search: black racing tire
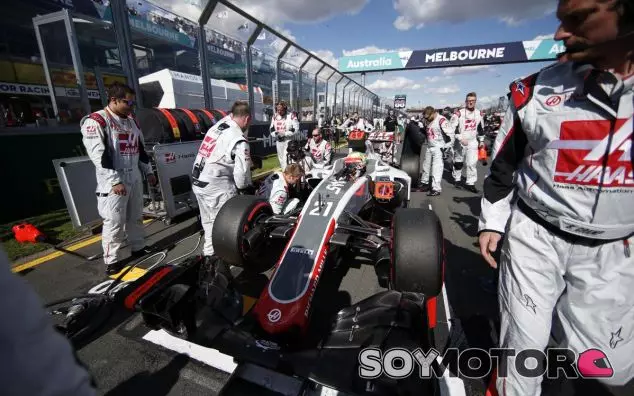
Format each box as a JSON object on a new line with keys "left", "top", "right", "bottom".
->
{"left": 212, "top": 195, "right": 277, "bottom": 272}
{"left": 399, "top": 149, "right": 420, "bottom": 184}
{"left": 391, "top": 208, "right": 444, "bottom": 296}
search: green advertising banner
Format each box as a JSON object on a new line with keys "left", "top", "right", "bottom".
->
{"left": 338, "top": 39, "right": 566, "bottom": 73}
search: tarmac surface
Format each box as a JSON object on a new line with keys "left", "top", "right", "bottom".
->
{"left": 17, "top": 145, "right": 500, "bottom": 396}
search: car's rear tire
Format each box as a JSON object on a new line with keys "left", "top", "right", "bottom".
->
{"left": 212, "top": 195, "right": 278, "bottom": 272}
{"left": 391, "top": 208, "right": 444, "bottom": 296}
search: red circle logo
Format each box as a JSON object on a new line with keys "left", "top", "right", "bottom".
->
{"left": 546, "top": 96, "right": 562, "bottom": 106}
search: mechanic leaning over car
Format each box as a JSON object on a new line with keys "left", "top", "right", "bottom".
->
{"left": 270, "top": 101, "right": 300, "bottom": 169}
{"left": 257, "top": 164, "right": 304, "bottom": 214}
{"left": 305, "top": 127, "right": 333, "bottom": 165}
{"left": 450, "top": 92, "right": 486, "bottom": 193}
{"left": 420, "top": 106, "right": 452, "bottom": 197}
{"left": 192, "top": 101, "right": 253, "bottom": 270}
{"left": 80, "top": 82, "right": 158, "bottom": 275}
{"left": 479, "top": 1, "right": 634, "bottom": 395}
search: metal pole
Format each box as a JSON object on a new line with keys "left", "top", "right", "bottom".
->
{"left": 313, "top": 64, "right": 325, "bottom": 119}
{"left": 276, "top": 43, "right": 291, "bottom": 105}
{"left": 110, "top": 0, "right": 142, "bottom": 108}
{"left": 198, "top": 26, "right": 213, "bottom": 109}
{"left": 361, "top": 72, "right": 366, "bottom": 86}
{"left": 324, "top": 70, "right": 336, "bottom": 119}
{"left": 246, "top": 25, "right": 263, "bottom": 120}
{"left": 297, "top": 56, "right": 311, "bottom": 121}
{"left": 199, "top": 0, "right": 219, "bottom": 25}
{"left": 63, "top": 10, "right": 90, "bottom": 115}
{"left": 94, "top": 66, "right": 108, "bottom": 108}
{"left": 342, "top": 80, "right": 352, "bottom": 116}
{"left": 333, "top": 75, "right": 344, "bottom": 119}
{"left": 33, "top": 15, "right": 62, "bottom": 120}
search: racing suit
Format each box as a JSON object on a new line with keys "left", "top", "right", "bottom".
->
{"left": 479, "top": 62, "right": 634, "bottom": 396}
{"left": 450, "top": 107, "right": 485, "bottom": 185}
{"left": 80, "top": 108, "right": 153, "bottom": 266}
{"left": 270, "top": 112, "right": 299, "bottom": 170}
{"left": 192, "top": 116, "right": 252, "bottom": 257}
{"left": 378, "top": 142, "right": 394, "bottom": 164}
{"left": 257, "top": 171, "right": 289, "bottom": 214}
{"left": 304, "top": 138, "right": 332, "bottom": 165}
{"left": 421, "top": 115, "right": 451, "bottom": 192}
{"left": 342, "top": 118, "right": 375, "bottom": 133}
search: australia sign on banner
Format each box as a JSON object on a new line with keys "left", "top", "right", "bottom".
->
{"left": 394, "top": 95, "right": 406, "bottom": 109}
{"left": 338, "top": 39, "right": 566, "bottom": 73}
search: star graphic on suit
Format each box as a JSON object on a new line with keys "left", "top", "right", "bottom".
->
{"left": 524, "top": 294, "right": 537, "bottom": 314}
{"left": 610, "top": 328, "right": 624, "bottom": 349}
{"left": 514, "top": 81, "right": 526, "bottom": 96}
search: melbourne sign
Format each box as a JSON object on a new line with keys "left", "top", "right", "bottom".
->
{"left": 338, "top": 39, "right": 566, "bottom": 73}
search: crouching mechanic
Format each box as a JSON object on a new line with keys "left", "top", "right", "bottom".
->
{"left": 450, "top": 92, "right": 485, "bottom": 193}
{"left": 192, "top": 101, "right": 253, "bottom": 278}
{"left": 257, "top": 164, "right": 304, "bottom": 214}
{"left": 270, "top": 101, "right": 299, "bottom": 170}
{"left": 377, "top": 137, "right": 395, "bottom": 164}
{"left": 479, "top": 1, "right": 634, "bottom": 394}
{"left": 420, "top": 106, "right": 452, "bottom": 196}
{"left": 81, "top": 82, "right": 157, "bottom": 275}
{"left": 304, "top": 128, "right": 332, "bottom": 165}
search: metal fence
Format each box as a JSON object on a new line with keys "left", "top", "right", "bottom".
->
{"left": 29, "top": 0, "right": 388, "bottom": 126}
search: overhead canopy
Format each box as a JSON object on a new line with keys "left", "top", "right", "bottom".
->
{"left": 338, "top": 39, "right": 566, "bottom": 73}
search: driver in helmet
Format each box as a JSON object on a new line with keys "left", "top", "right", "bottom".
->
{"left": 257, "top": 163, "right": 304, "bottom": 214}
{"left": 286, "top": 139, "right": 314, "bottom": 174}
{"left": 336, "top": 152, "right": 368, "bottom": 182}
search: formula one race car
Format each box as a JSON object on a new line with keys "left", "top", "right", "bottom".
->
{"left": 127, "top": 155, "right": 445, "bottom": 395}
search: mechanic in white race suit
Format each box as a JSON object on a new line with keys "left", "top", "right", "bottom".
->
{"left": 304, "top": 127, "right": 333, "bottom": 165}
{"left": 479, "top": 1, "right": 634, "bottom": 394}
{"left": 450, "top": 92, "right": 485, "bottom": 193}
{"left": 192, "top": 101, "right": 253, "bottom": 266}
{"left": 257, "top": 164, "right": 304, "bottom": 214}
{"left": 342, "top": 112, "right": 375, "bottom": 133}
{"left": 377, "top": 138, "right": 394, "bottom": 164}
{"left": 420, "top": 106, "right": 452, "bottom": 196}
{"left": 269, "top": 101, "right": 299, "bottom": 170}
{"left": 80, "top": 82, "right": 157, "bottom": 275}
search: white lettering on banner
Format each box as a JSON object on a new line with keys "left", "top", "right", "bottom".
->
{"left": 346, "top": 57, "right": 393, "bottom": 69}
{"left": 425, "top": 47, "right": 506, "bottom": 63}
{"left": 172, "top": 71, "right": 203, "bottom": 83}
{"left": 207, "top": 44, "right": 236, "bottom": 60}
{"left": 550, "top": 43, "right": 565, "bottom": 55}
{"left": 0, "top": 82, "right": 100, "bottom": 98}
{"left": 130, "top": 17, "right": 180, "bottom": 43}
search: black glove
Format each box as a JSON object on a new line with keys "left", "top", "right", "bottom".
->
{"left": 250, "top": 155, "right": 263, "bottom": 170}
{"left": 237, "top": 185, "right": 256, "bottom": 195}
{"left": 289, "top": 128, "right": 295, "bottom": 132}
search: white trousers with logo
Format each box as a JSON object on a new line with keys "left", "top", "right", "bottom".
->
{"left": 497, "top": 206, "right": 634, "bottom": 396}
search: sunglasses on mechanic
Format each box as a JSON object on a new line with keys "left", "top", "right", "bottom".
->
{"left": 114, "top": 98, "right": 136, "bottom": 107}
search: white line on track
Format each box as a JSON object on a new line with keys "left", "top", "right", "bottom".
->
{"left": 143, "top": 330, "right": 237, "bottom": 374}
{"left": 429, "top": 204, "right": 433, "bottom": 210}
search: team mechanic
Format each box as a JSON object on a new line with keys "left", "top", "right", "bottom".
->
{"left": 451, "top": 92, "right": 486, "bottom": 193}
{"left": 420, "top": 106, "right": 452, "bottom": 197}
{"left": 270, "top": 101, "right": 300, "bottom": 170}
{"left": 80, "top": 82, "right": 157, "bottom": 275}
{"left": 304, "top": 127, "right": 333, "bottom": 165}
{"left": 479, "top": 0, "right": 634, "bottom": 395}
{"left": 192, "top": 101, "right": 253, "bottom": 288}
{"left": 257, "top": 164, "right": 304, "bottom": 214}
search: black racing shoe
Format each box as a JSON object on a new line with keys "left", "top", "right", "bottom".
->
{"left": 427, "top": 190, "right": 441, "bottom": 197}
{"left": 414, "top": 183, "right": 430, "bottom": 192}
{"left": 131, "top": 246, "right": 153, "bottom": 259}
{"left": 105, "top": 261, "right": 125, "bottom": 276}
{"left": 465, "top": 185, "right": 479, "bottom": 193}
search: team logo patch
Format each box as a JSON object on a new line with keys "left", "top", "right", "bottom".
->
{"left": 198, "top": 135, "right": 217, "bottom": 158}
{"left": 164, "top": 152, "right": 176, "bottom": 164}
{"left": 550, "top": 118, "right": 633, "bottom": 187}
{"left": 545, "top": 96, "right": 562, "bottom": 106}
{"left": 118, "top": 133, "right": 139, "bottom": 155}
